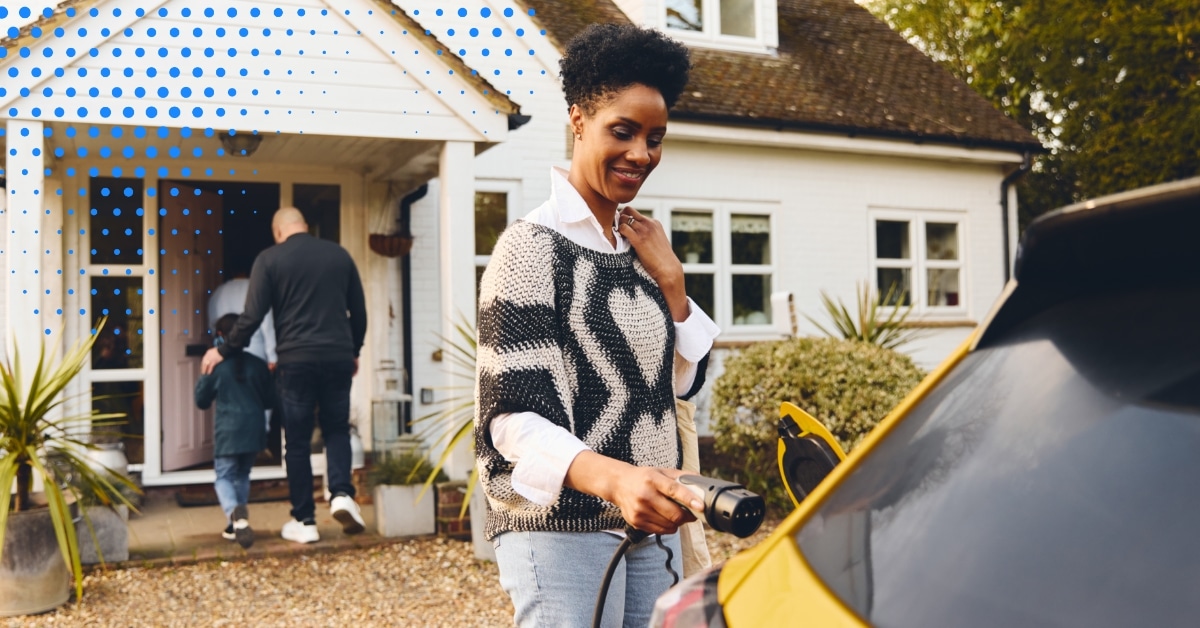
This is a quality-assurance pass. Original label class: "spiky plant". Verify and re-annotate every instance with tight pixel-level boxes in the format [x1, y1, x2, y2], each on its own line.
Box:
[0, 318, 139, 600]
[805, 281, 924, 351]
[410, 313, 478, 516]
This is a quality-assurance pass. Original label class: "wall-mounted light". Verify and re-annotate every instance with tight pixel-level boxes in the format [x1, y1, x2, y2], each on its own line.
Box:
[219, 130, 263, 157]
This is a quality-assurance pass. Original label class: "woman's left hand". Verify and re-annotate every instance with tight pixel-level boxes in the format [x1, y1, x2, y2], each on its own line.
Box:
[618, 207, 689, 321]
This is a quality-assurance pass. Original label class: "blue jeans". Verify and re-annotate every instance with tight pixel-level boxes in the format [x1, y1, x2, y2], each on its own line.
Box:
[275, 360, 355, 522]
[493, 530, 683, 628]
[213, 452, 257, 518]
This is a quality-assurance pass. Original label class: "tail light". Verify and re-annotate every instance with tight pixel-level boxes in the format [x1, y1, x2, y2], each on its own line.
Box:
[649, 567, 727, 628]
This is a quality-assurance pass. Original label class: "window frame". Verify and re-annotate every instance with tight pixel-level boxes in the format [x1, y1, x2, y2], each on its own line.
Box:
[474, 180, 521, 292]
[640, 198, 778, 336]
[658, 0, 779, 54]
[868, 208, 969, 318]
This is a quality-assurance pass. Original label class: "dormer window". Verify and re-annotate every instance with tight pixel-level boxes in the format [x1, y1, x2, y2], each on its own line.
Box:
[661, 0, 778, 53]
[666, 0, 756, 38]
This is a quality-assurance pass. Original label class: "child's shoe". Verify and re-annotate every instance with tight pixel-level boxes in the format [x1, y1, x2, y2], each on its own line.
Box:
[222, 524, 236, 541]
[231, 504, 254, 549]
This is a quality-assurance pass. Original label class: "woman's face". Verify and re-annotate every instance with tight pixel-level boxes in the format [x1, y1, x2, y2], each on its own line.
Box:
[569, 83, 668, 213]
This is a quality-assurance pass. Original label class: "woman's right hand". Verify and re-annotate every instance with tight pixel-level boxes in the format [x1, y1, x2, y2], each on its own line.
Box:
[564, 451, 704, 535]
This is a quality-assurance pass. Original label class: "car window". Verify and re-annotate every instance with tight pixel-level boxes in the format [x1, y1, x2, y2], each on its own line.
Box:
[795, 286, 1200, 628]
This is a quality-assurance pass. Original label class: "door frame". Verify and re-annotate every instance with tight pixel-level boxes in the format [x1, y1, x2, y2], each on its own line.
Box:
[62, 158, 368, 486]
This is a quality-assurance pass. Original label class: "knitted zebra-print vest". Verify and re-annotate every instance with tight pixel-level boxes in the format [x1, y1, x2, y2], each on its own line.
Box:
[474, 220, 680, 540]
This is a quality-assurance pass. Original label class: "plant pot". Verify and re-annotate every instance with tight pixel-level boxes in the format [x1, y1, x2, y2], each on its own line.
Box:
[76, 504, 129, 565]
[0, 508, 70, 617]
[87, 442, 129, 476]
[373, 484, 436, 537]
[369, 234, 414, 258]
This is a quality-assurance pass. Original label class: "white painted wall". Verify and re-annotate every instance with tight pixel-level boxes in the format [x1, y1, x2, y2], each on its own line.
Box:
[396, 0, 570, 465]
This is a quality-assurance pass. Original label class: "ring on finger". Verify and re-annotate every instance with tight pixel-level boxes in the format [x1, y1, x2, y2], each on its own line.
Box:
[625, 216, 636, 227]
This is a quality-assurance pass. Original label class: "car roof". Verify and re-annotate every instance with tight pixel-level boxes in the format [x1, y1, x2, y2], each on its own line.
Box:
[977, 176, 1200, 347]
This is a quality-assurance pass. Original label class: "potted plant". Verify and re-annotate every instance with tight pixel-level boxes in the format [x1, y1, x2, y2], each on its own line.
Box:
[0, 320, 139, 616]
[368, 451, 447, 537]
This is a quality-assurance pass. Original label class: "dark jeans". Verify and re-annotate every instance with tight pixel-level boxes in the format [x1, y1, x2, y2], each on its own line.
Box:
[276, 360, 355, 522]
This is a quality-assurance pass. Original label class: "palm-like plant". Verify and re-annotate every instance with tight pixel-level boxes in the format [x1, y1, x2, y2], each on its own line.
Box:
[804, 281, 923, 350]
[411, 314, 478, 516]
[0, 319, 139, 600]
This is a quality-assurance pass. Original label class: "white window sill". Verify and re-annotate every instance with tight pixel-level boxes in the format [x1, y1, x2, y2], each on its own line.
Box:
[664, 30, 776, 56]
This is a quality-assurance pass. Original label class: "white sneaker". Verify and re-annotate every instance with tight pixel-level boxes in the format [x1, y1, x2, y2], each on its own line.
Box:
[330, 494, 365, 535]
[281, 518, 320, 544]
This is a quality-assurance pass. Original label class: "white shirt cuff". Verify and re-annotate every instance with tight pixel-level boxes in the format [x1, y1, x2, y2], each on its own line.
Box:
[674, 297, 720, 363]
[490, 411, 591, 507]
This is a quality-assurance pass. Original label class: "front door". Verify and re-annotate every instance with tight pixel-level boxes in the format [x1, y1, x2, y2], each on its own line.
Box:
[160, 183, 224, 471]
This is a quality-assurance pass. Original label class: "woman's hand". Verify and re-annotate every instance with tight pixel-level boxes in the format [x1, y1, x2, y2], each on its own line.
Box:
[618, 207, 690, 322]
[564, 451, 703, 535]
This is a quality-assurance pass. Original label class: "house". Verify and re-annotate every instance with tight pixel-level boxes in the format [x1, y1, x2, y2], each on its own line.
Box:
[0, 0, 528, 487]
[0, 0, 1038, 490]
[395, 0, 1041, 438]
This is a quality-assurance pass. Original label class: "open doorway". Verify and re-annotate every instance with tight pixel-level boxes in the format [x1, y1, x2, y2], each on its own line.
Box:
[159, 180, 281, 472]
[155, 179, 343, 475]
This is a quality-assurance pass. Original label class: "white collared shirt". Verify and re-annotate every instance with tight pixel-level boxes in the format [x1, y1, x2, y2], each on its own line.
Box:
[489, 167, 721, 506]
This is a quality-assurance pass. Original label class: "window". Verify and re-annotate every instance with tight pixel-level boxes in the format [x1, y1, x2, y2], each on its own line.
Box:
[645, 201, 775, 331]
[474, 182, 519, 296]
[871, 211, 966, 314]
[663, 0, 776, 51]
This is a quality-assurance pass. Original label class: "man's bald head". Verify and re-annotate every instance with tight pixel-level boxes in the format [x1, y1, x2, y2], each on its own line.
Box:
[272, 207, 308, 243]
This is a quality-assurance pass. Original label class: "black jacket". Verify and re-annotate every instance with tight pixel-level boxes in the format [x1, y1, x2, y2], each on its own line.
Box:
[195, 353, 273, 457]
[220, 233, 367, 365]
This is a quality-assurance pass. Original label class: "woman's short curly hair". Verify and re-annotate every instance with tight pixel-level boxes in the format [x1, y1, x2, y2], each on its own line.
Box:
[559, 23, 692, 114]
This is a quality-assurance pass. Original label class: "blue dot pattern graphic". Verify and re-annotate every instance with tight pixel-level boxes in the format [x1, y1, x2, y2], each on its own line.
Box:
[0, 1, 554, 466]
[0, 2, 545, 334]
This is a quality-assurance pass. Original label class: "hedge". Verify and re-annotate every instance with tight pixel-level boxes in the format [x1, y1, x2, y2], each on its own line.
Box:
[710, 337, 925, 511]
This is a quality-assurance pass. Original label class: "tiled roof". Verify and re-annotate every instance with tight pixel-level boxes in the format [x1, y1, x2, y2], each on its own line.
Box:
[521, 0, 1040, 150]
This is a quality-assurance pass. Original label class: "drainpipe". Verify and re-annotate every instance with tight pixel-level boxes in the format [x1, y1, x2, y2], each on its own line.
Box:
[399, 184, 428, 433]
[1000, 152, 1033, 282]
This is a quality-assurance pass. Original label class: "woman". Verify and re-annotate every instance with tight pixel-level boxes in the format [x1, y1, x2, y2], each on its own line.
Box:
[475, 23, 720, 627]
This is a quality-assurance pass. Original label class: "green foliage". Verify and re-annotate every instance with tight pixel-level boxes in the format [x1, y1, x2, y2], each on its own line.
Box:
[861, 0, 1200, 226]
[0, 319, 140, 601]
[367, 451, 449, 488]
[804, 282, 922, 350]
[710, 337, 924, 510]
[411, 313, 478, 513]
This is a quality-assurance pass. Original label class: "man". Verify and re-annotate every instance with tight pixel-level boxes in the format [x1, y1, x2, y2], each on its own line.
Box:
[202, 207, 368, 544]
[208, 261, 277, 433]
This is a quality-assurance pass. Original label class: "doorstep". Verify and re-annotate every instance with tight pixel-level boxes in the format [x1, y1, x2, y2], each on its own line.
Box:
[94, 489, 414, 571]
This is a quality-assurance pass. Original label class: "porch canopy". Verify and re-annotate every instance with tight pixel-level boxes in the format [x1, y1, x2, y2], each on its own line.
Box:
[0, 0, 521, 482]
[2, 0, 519, 358]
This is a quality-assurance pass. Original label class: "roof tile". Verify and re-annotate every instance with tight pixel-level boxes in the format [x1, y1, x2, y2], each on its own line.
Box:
[522, 0, 1039, 150]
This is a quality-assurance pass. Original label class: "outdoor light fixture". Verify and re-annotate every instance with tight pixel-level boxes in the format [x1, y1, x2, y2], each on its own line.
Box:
[219, 131, 263, 157]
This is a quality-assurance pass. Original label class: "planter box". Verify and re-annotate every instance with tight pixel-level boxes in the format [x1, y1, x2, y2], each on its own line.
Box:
[76, 504, 129, 565]
[372, 484, 435, 537]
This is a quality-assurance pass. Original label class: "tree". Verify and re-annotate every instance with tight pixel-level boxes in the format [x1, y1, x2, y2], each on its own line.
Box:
[860, 0, 1200, 226]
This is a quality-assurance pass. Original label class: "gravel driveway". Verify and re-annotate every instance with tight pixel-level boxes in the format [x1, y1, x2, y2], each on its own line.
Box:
[7, 521, 777, 627]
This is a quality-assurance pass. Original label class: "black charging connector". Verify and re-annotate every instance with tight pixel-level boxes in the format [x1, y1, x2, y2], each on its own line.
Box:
[591, 475, 765, 628]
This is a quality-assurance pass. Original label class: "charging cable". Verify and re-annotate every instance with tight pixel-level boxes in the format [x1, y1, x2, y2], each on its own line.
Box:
[590, 475, 765, 628]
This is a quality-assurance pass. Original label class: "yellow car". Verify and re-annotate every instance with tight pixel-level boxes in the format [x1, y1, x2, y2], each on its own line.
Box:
[651, 176, 1200, 627]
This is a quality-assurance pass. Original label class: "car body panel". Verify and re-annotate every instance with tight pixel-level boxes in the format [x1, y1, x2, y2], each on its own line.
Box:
[707, 176, 1200, 626]
[716, 333, 978, 624]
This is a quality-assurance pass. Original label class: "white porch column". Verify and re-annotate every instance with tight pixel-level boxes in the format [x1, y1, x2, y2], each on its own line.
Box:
[4, 119, 46, 368]
[438, 140, 476, 480]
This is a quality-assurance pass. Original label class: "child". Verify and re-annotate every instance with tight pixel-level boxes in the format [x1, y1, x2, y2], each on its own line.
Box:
[195, 313, 275, 549]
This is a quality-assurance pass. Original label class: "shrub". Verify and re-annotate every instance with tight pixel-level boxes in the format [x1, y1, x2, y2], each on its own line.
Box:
[710, 337, 925, 511]
[367, 452, 449, 489]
